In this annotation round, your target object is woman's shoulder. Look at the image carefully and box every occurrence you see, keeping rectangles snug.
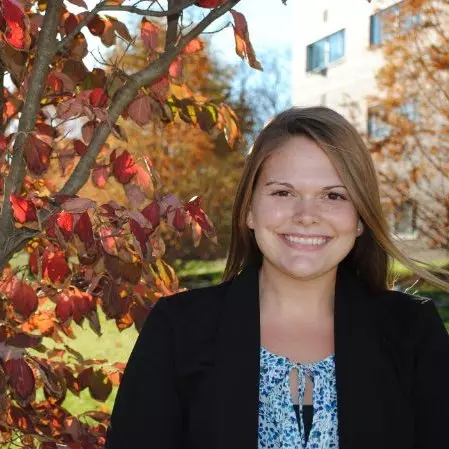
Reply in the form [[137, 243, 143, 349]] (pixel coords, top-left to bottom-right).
[[374, 288, 445, 338], [156, 279, 233, 329]]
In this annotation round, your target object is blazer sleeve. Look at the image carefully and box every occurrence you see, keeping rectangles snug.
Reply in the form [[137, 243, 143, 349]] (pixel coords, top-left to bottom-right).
[[411, 299, 449, 449], [105, 297, 182, 449]]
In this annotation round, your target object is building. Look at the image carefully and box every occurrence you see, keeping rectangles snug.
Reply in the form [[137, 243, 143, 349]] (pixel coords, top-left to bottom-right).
[[291, 0, 448, 264]]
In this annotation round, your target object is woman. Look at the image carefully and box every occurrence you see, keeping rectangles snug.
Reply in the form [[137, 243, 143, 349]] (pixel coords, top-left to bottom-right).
[[105, 107, 449, 449]]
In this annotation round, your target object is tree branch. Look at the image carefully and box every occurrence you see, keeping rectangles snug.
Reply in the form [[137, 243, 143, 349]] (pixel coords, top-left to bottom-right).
[[59, 0, 240, 196], [165, 0, 180, 51], [175, 0, 239, 52], [0, 63, 4, 133], [0, 0, 63, 246], [57, 0, 197, 54]]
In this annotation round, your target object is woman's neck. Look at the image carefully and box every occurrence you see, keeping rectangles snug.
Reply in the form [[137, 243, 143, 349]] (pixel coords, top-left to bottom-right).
[[258, 262, 337, 320]]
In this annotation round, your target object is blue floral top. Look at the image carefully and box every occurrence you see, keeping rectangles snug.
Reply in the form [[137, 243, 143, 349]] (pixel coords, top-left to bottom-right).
[[258, 346, 339, 448]]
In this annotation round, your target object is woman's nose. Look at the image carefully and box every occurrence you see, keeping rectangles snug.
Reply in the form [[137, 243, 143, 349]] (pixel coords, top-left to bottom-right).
[[291, 198, 320, 224]]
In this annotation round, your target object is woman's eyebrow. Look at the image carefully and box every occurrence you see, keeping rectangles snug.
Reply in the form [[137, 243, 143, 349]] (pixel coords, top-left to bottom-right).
[[264, 181, 347, 190]]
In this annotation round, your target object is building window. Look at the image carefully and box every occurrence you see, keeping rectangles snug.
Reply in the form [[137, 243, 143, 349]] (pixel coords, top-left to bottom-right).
[[306, 29, 345, 72], [367, 106, 390, 140], [399, 101, 419, 122], [370, 1, 421, 46], [394, 200, 417, 237], [367, 101, 418, 139]]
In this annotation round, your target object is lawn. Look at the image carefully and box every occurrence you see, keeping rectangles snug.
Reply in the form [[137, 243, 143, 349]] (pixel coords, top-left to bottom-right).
[[10, 256, 449, 415]]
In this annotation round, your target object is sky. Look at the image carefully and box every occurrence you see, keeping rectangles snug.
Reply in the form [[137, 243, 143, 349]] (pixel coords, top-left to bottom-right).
[[205, 0, 295, 64], [74, 0, 296, 113]]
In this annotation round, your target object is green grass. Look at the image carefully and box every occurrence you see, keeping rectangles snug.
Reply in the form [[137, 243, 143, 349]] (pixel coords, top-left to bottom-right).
[[390, 258, 449, 277], [10, 255, 449, 416], [41, 311, 139, 416]]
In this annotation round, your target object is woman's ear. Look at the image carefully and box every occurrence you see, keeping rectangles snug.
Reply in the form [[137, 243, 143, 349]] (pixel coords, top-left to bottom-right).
[[246, 209, 254, 230], [357, 220, 364, 237]]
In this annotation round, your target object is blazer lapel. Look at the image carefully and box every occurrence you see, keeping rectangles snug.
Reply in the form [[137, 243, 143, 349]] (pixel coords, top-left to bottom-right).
[[334, 264, 386, 449], [214, 263, 385, 449], [215, 264, 260, 449]]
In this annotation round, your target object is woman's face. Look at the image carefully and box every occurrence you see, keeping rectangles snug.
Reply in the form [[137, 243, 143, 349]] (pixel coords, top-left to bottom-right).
[[246, 135, 363, 281]]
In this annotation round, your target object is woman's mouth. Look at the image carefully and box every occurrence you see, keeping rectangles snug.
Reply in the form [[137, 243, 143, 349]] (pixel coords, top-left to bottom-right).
[[279, 234, 332, 251]]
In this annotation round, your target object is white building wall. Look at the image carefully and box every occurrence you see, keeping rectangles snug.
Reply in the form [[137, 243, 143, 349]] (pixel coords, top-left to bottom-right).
[[292, 0, 396, 131]]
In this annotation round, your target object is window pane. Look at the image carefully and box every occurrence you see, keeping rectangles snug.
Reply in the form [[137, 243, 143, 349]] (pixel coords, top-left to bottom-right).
[[307, 39, 325, 71], [395, 201, 416, 234], [329, 30, 345, 62], [370, 15, 381, 45]]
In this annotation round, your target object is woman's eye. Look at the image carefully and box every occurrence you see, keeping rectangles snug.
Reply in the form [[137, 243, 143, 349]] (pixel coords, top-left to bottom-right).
[[326, 192, 346, 200], [272, 190, 291, 197]]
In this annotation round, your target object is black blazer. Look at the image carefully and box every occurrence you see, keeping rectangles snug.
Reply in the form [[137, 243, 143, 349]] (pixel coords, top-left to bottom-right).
[[105, 263, 449, 449]]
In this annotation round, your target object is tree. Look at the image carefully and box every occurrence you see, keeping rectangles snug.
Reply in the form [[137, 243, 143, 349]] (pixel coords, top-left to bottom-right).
[[366, 0, 449, 252], [0, 0, 269, 446], [109, 39, 245, 261], [231, 49, 292, 147]]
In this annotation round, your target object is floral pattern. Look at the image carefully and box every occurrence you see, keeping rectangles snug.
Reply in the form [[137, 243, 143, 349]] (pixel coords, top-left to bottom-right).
[[259, 346, 338, 448]]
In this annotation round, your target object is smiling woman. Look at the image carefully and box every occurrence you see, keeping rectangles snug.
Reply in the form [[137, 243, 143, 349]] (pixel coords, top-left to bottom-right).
[[245, 134, 363, 285], [106, 107, 449, 449]]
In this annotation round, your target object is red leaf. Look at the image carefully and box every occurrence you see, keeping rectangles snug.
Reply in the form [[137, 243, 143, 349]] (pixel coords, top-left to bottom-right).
[[62, 197, 96, 213], [57, 98, 85, 120], [88, 369, 112, 402], [129, 218, 149, 257], [77, 367, 94, 390], [185, 196, 214, 234], [127, 95, 152, 127], [82, 121, 96, 145], [134, 165, 153, 190], [29, 249, 38, 275], [195, 0, 226, 7], [182, 37, 204, 54], [74, 212, 95, 247], [10, 194, 37, 223], [56, 211, 74, 241], [0, 134, 9, 153], [149, 75, 169, 103], [0, 277, 38, 318], [169, 56, 183, 80], [112, 150, 137, 184], [98, 224, 119, 256], [87, 15, 105, 36], [3, 0, 31, 50], [141, 18, 159, 52], [24, 134, 53, 175], [230, 10, 262, 70], [92, 166, 109, 188], [72, 291, 95, 324], [64, 12, 80, 35], [5, 358, 35, 400], [7, 332, 42, 349], [58, 146, 75, 176], [141, 201, 160, 227], [42, 248, 71, 284], [69, 32, 88, 61], [55, 292, 74, 325], [47, 71, 75, 93], [6, 405, 34, 432], [107, 16, 132, 42], [172, 207, 185, 232], [89, 87, 108, 107], [46, 72, 63, 93], [74, 139, 87, 156], [124, 184, 146, 209], [67, 0, 87, 8]]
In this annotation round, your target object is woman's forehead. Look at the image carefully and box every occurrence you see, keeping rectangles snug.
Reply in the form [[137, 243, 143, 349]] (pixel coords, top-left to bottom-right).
[[259, 142, 343, 186]]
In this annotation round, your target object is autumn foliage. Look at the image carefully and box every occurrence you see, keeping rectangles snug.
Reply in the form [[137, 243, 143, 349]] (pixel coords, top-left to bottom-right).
[[366, 0, 449, 251], [0, 0, 263, 446]]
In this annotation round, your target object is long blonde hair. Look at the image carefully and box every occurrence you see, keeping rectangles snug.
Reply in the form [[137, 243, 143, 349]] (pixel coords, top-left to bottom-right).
[[223, 106, 449, 293]]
